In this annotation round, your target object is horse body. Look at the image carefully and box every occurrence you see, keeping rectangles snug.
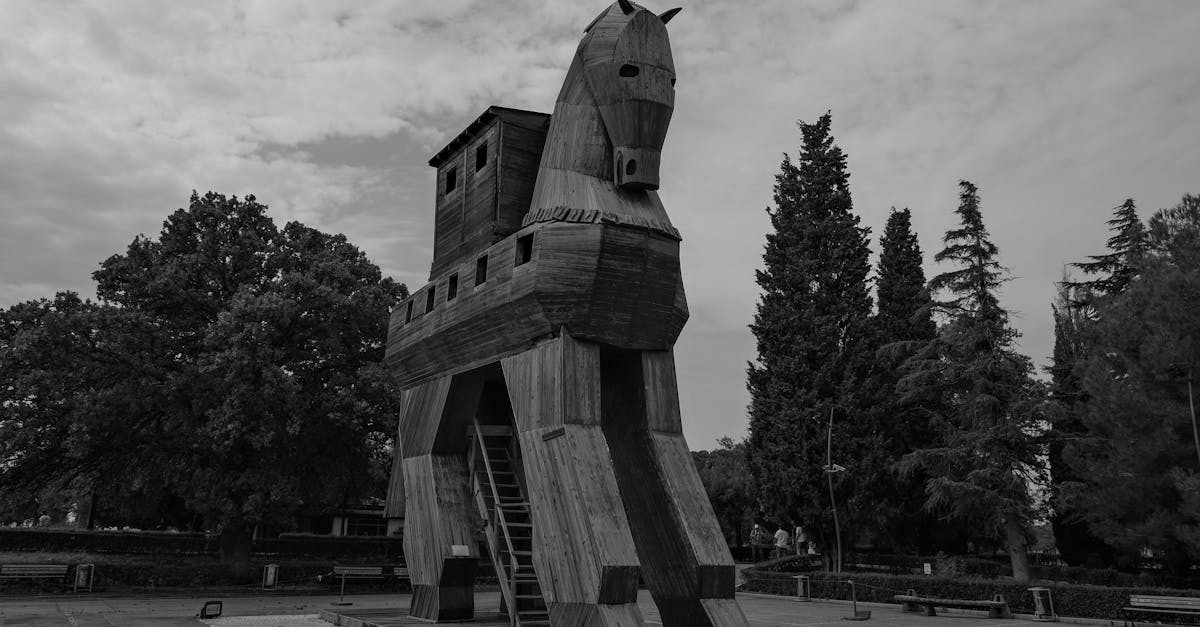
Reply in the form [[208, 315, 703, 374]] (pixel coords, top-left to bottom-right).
[[387, 3, 747, 625]]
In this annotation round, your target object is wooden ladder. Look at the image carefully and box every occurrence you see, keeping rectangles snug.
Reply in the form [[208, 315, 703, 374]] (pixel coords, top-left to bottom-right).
[[469, 421, 549, 627]]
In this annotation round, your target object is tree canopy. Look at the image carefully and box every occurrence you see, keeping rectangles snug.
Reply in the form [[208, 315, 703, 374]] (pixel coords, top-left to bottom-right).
[[0, 191, 406, 576], [1063, 194, 1200, 574], [692, 437, 755, 550]]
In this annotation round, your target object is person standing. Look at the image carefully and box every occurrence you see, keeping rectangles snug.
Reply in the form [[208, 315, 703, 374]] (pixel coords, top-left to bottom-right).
[[750, 524, 768, 562], [773, 525, 790, 559], [794, 523, 808, 556]]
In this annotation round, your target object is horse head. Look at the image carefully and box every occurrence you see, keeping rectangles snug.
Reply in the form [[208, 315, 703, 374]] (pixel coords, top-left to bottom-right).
[[578, 1, 681, 191]]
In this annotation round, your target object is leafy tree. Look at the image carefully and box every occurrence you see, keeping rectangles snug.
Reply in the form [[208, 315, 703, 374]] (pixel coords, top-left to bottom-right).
[[1065, 194, 1200, 574], [896, 180, 1041, 582], [0, 293, 177, 527], [746, 112, 877, 571], [692, 437, 755, 550], [872, 208, 951, 553], [0, 192, 406, 579]]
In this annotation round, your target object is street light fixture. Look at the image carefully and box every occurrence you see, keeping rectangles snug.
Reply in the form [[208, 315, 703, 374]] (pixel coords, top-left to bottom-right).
[[824, 406, 844, 574]]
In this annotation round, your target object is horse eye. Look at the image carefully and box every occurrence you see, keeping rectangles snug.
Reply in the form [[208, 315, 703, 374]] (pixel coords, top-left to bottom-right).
[[619, 64, 639, 78]]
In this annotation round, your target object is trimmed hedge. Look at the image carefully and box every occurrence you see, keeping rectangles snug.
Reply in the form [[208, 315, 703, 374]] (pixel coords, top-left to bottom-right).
[[0, 528, 403, 560], [740, 567, 1200, 621], [0, 552, 338, 590], [753, 552, 1200, 588]]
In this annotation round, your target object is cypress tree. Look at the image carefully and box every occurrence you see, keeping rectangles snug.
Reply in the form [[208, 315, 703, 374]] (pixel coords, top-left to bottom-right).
[[872, 208, 945, 552], [876, 208, 935, 344], [896, 180, 1040, 582], [746, 112, 874, 570]]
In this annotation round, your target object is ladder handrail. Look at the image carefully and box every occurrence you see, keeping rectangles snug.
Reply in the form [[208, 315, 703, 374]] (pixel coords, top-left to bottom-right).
[[473, 420, 522, 571], [471, 420, 523, 626]]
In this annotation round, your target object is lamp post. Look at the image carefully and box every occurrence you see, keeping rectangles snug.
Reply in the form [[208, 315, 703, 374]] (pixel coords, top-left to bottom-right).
[[822, 405, 846, 573]]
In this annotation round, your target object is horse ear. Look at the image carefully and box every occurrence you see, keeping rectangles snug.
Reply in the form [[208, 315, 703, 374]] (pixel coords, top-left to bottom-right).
[[617, 0, 636, 15], [660, 7, 682, 24]]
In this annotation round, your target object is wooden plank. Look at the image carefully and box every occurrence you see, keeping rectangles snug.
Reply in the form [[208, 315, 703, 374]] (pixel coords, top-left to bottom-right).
[[641, 350, 682, 433], [383, 446, 406, 519], [397, 377, 452, 459], [496, 120, 549, 237]]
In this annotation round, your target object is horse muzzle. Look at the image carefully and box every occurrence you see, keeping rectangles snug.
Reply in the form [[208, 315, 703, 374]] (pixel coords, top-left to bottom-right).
[[614, 146, 662, 191]]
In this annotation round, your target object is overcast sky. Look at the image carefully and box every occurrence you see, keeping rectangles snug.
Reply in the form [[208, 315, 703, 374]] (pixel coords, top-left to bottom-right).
[[3, 1, 1199, 449]]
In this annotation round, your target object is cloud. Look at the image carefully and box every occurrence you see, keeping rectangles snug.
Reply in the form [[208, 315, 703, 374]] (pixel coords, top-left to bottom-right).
[[2, 0, 1200, 447]]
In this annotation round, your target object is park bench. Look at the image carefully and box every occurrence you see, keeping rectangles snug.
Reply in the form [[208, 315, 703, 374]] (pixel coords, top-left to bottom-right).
[[0, 564, 70, 588], [894, 589, 1011, 619], [1123, 594, 1200, 626], [325, 564, 409, 587]]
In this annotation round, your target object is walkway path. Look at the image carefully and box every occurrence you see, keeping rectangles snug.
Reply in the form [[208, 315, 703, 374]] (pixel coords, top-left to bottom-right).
[[0, 590, 1106, 626]]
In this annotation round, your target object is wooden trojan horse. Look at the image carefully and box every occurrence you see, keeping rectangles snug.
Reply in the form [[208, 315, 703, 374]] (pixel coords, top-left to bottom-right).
[[383, 2, 748, 625]]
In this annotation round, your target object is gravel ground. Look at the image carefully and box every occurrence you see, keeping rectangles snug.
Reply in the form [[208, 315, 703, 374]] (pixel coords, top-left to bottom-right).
[[202, 615, 327, 627]]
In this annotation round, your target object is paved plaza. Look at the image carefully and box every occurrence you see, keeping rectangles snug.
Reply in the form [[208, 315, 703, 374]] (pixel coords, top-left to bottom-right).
[[0, 589, 1114, 626]]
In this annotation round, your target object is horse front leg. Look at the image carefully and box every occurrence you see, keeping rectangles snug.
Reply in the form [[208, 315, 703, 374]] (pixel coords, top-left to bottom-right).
[[501, 334, 646, 626]]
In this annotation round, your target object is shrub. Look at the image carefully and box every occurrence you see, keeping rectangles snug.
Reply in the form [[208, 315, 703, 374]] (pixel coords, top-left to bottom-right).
[[0, 528, 403, 560], [739, 567, 1200, 621]]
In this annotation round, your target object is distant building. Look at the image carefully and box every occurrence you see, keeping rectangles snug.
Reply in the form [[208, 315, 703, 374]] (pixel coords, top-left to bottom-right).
[[297, 502, 402, 537]]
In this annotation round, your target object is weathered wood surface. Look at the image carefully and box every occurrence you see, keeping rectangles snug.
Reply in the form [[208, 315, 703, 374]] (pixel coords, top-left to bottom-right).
[[383, 447, 406, 519], [386, 223, 687, 388], [429, 108, 551, 279]]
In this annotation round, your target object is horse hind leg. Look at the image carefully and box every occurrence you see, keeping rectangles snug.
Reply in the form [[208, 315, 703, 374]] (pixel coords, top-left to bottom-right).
[[397, 374, 482, 622], [600, 349, 750, 627]]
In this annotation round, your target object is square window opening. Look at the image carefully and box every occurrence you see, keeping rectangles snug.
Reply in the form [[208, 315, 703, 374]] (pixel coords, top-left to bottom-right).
[[475, 255, 488, 286], [475, 144, 488, 172], [515, 233, 534, 266], [445, 167, 458, 195], [447, 273, 459, 301]]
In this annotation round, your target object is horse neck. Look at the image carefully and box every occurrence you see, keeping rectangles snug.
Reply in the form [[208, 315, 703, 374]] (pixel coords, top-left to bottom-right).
[[536, 66, 611, 182]]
